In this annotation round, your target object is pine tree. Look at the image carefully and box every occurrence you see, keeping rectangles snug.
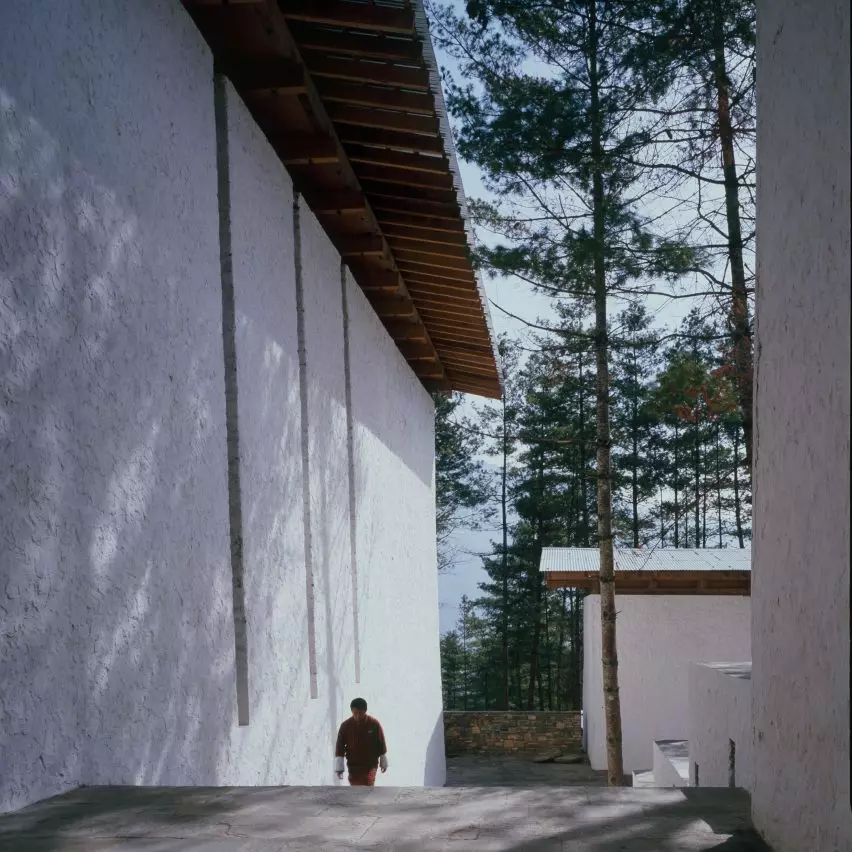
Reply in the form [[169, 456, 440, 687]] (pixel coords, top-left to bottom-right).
[[610, 305, 660, 547], [434, 393, 491, 572], [645, 0, 756, 471]]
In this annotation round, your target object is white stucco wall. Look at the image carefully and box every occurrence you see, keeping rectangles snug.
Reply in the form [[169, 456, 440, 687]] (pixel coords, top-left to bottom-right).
[[346, 269, 446, 786], [583, 595, 751, 773], [1, 0, 445, 812], [0, 0, 230, 809], [652, 740, 689, 788], [752, 1, 851, 849], [688, 663, 752, 791]]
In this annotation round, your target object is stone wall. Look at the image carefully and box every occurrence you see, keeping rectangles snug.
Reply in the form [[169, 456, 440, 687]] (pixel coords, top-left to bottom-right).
[[444, 712, 581, 756]]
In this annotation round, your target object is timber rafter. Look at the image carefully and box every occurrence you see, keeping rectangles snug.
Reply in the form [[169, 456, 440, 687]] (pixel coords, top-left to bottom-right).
[[183, 0, 499, 398]]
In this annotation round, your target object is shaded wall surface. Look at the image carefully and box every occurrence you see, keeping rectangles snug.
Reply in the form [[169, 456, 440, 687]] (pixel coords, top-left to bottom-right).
[[688, 663, 753, 791], [583, 595, 751, 773], [752, 1, 851, 849], [443, 712, 582, 757], [0, 0, 445, 813]]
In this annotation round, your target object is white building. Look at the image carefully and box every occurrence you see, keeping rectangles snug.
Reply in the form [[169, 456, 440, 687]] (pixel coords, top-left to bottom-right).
[[0, 0, 500, 813], [751, 1, 850, 848], [542, 548, 752, 774]]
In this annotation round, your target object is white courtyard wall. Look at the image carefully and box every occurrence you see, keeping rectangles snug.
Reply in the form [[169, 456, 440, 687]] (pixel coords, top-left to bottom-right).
[[583, 595, 751, 773], [0, 0, 230, 809], [652, 742, 688, 789], [688, 664, 752, 791], [0, 0, 444, 812], [752, 1, 851, 849]]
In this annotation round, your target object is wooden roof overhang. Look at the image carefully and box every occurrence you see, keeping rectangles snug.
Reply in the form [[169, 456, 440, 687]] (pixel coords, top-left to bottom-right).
[[183, 0, 501, 399], [544, 570, 751, 596]]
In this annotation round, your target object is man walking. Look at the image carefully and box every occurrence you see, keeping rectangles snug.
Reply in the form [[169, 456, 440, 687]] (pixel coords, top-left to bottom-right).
[[334, 698, 388, 786]]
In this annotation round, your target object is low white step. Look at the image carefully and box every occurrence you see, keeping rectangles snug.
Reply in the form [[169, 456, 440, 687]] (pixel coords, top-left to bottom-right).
[[653, 739, 690, 788]]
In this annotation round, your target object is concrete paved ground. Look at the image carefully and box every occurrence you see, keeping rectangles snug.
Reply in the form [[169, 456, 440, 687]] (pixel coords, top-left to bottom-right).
[[0, 784, 772, 851]]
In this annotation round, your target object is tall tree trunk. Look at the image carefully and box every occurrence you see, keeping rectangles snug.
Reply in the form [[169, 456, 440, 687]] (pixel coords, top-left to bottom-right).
[[732, 427, 745, 547], [461, 600, 469, 711], [501, 403, 510, 710], [589, 0, 624, 786], [579, 355, 592, 545], [716, 425, 724, 547], [712, 3, 753, 475], [544, 595, 554, 710], [527, 532, 544, 710], [673, 425, 680, 547], [555, 589, 567, 710], [694, 438, 701, 548], [631, 404, 640, 548]]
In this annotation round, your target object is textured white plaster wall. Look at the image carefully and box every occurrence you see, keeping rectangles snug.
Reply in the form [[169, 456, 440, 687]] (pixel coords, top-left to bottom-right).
[[688, 663, 752, 790], [652, 742, 688, 788], [752, 1, 851, 849], [1, 2, 445, 811], [0, 0, 232, 811], [346, 270, 446, 787], [223, 83, 312, 783], [583, 595, 751, 773]]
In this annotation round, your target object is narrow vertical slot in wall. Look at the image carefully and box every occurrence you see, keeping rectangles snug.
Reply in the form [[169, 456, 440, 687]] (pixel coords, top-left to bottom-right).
[[340, 262, 362, 683], [728, 738, 736, 788], [293, 193, 319, 699], [214, 71, 250, 726]]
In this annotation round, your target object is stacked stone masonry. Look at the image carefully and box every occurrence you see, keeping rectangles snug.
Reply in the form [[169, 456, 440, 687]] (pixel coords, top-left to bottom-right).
[[444, 712, 582, 756]]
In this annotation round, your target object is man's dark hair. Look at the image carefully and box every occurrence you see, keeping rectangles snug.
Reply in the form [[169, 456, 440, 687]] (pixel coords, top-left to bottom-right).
[[350, 697, 368, 711]]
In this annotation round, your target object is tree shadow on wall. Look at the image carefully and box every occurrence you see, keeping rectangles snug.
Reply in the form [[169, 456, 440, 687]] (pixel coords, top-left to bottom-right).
[[0, 3, 241, 813]]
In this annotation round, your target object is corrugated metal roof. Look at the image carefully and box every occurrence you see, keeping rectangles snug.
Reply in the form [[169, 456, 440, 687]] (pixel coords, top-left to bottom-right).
[[540, 547, 752, 574]]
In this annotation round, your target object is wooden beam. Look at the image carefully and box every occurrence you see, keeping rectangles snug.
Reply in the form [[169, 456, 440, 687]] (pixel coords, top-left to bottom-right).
[[417, 300, 484, 319], [355, 164, 454, 191], [406, 278, 480, 299], [301, 189, 366, 214], [225, 57, 307, 93], [364, 182, 459, 205], [430, 329, 492, 348], [395, 249, 473, 271], [440, 353, 498, 371], [280, 0, 416, 34], [387, 234, 471, 256], [409, 286, 483, 308], [289, 23, 422, 61], [347, 267, 403, 292], [383, 320, 429, 341], [382, 219, 470, 246], [346, 143, 449, 173], [394, 262, 476, 282], [397, 341, 441, 361], [315, 79, 434, 116], [420, 314, 485, 334], [376, 210, 467, 234], [366, 294, 417, 318], [337, 125, 446, 155], [326, 103, 440, 136], [271, 133, 339, 164], [422, 377, 454, 394], [431, 334, 495, 351], [337, 234, 386, 257], [304, 55, 430, 90]]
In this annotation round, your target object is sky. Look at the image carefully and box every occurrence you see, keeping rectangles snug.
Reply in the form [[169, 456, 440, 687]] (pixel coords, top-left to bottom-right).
[[428, 14, 719, 633]]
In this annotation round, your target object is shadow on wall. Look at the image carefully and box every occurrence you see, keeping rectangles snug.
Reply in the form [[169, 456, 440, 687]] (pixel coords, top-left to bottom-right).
[[423, 712, 447, 786], [0, 46, 237, 813]]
